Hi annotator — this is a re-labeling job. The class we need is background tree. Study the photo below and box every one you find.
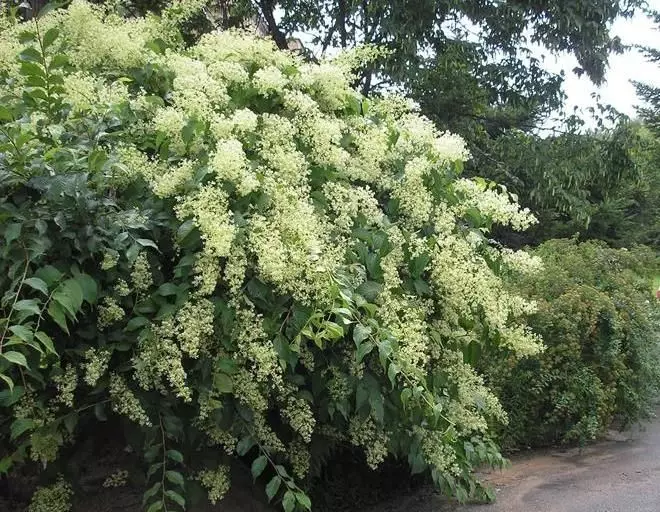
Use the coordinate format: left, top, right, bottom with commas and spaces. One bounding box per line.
634, 10, 660, 134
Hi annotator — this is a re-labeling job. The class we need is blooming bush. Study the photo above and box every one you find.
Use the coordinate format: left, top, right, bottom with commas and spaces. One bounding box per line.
0, 2, 543, 509
490, 240, 660, 449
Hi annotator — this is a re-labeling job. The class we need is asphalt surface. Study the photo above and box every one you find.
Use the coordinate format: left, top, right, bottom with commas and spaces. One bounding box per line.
459, 419, 660, 512
368, 408, 660, 512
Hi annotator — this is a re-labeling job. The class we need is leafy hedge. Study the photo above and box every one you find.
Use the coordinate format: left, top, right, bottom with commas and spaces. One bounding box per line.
491, 239, 660, 449
0, 2, 546, 510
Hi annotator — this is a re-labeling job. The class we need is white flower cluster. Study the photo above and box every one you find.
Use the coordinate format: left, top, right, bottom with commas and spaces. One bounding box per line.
454, 178, 537, 231
441, 350, 508, 435
57, 1, 163, 69
63, 71, 129, 113
499, 247, 544, 275
20, 7, 550, 494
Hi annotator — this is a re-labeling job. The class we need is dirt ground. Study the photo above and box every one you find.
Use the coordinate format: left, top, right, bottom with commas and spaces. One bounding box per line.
0, 443, 422, 512
3, 413, 659, 512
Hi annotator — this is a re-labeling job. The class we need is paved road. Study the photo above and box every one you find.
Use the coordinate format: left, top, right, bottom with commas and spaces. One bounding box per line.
369, 410, 660, 512
459, 419, 660, 512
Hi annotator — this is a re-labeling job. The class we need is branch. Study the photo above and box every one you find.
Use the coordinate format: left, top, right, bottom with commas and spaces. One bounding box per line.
321, 16, 339, 54
257, 0, 288, 50
338, 0, 347, 48
0, 252, 29, 353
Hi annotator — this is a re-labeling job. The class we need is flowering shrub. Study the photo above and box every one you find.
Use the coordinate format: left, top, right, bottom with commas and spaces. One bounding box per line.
0, 2, 543, 509
490, 240, 660, 449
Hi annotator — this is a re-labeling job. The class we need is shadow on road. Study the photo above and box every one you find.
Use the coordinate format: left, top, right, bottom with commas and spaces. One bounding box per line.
367, 409, 660, 512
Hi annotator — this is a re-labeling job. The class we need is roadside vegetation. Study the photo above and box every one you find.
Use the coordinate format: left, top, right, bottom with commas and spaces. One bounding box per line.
0, 1, 658, 511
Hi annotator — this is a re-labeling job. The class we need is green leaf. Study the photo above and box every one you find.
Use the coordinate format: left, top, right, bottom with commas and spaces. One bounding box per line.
251, 455, 267, 481
146, 462, 163, 481
26, 75, 47, 88
0, 455, 13, 474
35, 331, 57, 355
47, 301, 68, 333
176, 220, 196, 242
2, 351, 28, 368
25, 88, 47, 104
432, 403, 444, 425
4, 223, 21, 244
143, 482, 162, 505
296, 492, 312, 510
483, 485, 496, 502
50, 54, 68, 68
88, 148, 108, 172
353, 324, 371, 345
0, 105, 12, 121
165, 470, 184, 488
410, 452, 426, 475
18, 31, 36, 43
35, 265, 62, 287
236, 436, 255, 456
94, 402, 108, 421
75, 274, 98, 304
3, 338, 23, 349
400, 388, 412, 410
42, 28, 60, 49
413, 279, 431, 296
356, 281, 383, 301
274, 465, 290, 478
265, 475, 281, 502
157, 283, 178, 296
9, 324, 34, 342
216, 359, 238, 375
356, 384, 369, 410
455, 484, 468, 503
213, 372, 233, 393
24, 277, 48, 296
370, 393, 384, 424
126, 243, 140, 263
282, 490, 296, 512
144, 444, 162, 462
137, 238, 159, 251
166, 450, 184, 463
0, 374, 13, 391
181, 120, 197, 145
52, 279, 83, 319
0, 385, 23, 406
356, 341, 374, 363
387, 363, 399, 388
20, 61, 45, 78
145, 500, 163, 512
126, 316, 149, 331
165, 489, 186, 508
19, 47, 42, 63
63, 412, 78, 434
10, 418, 34, 440
323, 321, 344, 340
13, 300, 41, 317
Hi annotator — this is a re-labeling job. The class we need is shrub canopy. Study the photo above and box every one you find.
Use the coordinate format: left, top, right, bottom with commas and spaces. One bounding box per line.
0, 2, 543, 509
492, 240, 660, 448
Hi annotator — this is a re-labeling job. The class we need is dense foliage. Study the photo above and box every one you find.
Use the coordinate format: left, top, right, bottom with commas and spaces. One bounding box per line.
479, 120, 647, 248
634, 11, 660, 136
0, 2, 550, 510
490, 240, 660, 449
